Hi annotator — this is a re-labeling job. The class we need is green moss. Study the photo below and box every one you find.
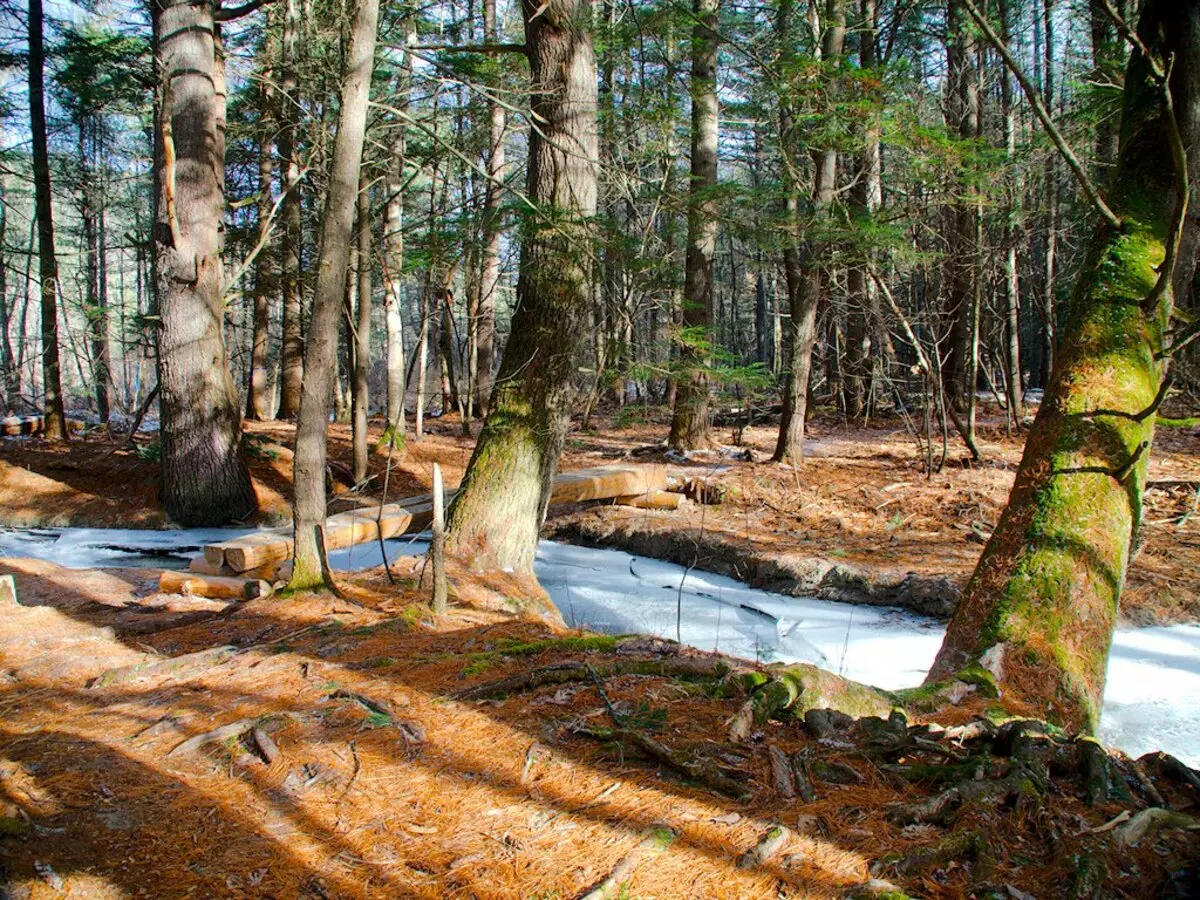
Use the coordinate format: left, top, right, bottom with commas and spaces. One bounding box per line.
0, 816, 29, 838
359, 656, 396, 669
1157, 414, 1200, 427
460, 634, 619, 677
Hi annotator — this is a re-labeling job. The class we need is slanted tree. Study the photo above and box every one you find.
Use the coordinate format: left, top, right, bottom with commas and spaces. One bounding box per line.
289, 0, 380, 590
925, 0, 1200, 733
28, 0, 68, 441
444, 0, 597, 573
152, 0, 256, 525
773, 0, 845, 464
667, 0, 718, 450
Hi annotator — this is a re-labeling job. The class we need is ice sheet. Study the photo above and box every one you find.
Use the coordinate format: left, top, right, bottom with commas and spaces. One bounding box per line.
2, 527, 1196, 766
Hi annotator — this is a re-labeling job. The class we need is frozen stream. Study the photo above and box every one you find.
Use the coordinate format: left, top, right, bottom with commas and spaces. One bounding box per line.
2, 527, 1198, 767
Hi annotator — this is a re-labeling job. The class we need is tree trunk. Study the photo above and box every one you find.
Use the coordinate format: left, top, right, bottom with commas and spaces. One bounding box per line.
383, 42, 410, 432
477, 0, 505, 412
277, 0, 304, 419
773, 0, 845, 464
844, 0, 880, 421
0, 176, 17, 410
289, 0, 379, 589
248, 127, 275, 421
668, 0, 719, 451
1000, 0, 1023, 421
925, 0, 1199, 734
351, 175, 371, 484
152, 0, 255, 526
28, 0, 68, 441
444, 0, 597, 573
940, 0, 979, 413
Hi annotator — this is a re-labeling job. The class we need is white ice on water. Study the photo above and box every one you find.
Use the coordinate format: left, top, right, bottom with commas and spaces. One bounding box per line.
3, 527, 1198, 767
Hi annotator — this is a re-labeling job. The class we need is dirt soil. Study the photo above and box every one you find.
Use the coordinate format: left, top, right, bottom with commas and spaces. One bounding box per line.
2, 407, 1198, 624
0, 557, 1197, 899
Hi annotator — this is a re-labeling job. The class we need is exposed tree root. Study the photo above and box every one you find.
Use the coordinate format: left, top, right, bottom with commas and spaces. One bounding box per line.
1115, 808, 1200, 847
572, 725, 751, 801
88, 645, 239, 689
735, 824, 791, 869
455, 657, 732, 701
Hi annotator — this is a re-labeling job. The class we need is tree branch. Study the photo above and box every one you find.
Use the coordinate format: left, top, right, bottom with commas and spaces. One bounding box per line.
961, 0, 1121, 230
215, 0, 273, 22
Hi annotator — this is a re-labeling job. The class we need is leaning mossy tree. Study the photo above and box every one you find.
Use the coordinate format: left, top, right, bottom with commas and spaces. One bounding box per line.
925, 0, 1200, 733
443, 0, 598, 572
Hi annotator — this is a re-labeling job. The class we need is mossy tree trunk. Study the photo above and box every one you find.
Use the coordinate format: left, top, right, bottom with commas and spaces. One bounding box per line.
667, 0, 718, 451
926, 0, 1200, 733
444, 0, 597, 573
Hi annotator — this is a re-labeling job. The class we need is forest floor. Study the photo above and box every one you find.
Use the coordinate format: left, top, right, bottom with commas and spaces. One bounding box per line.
0, 406, 1198, 896
1, 555, 1198, 899
2, 404, 1198, 625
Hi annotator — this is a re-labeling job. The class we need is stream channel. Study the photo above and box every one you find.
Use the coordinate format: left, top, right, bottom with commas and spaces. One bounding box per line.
1, 526, 1197, 767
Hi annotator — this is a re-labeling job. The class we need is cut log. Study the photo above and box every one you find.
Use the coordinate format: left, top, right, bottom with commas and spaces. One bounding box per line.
187, 556, 235, 576
159, 570, 273, 602
0, 415, 44, 436
549, 464, 668, 505
614, 490, 685, 511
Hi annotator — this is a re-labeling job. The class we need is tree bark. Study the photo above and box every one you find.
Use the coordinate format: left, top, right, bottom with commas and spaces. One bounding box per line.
1000, 0, 1023, 421
28, 0, 68, 441
668, 0, 719, 451
844, 0, 880, 421
351, 175, 371, 484
276, 0, 304, 419
940, 0, 980, 413
248, 126, 275, 421
289, 0, 379, 589
477, 0, 505, 412
773, 0, 845, 464
925, 0, 1200, 733
383, 38, 411, 432
444, 0, 597, 573
152, 0, 255, 526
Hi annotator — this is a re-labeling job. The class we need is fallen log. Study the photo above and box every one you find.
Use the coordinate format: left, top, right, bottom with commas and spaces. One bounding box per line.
205, 464, 669, 572
159, 570, 273, 602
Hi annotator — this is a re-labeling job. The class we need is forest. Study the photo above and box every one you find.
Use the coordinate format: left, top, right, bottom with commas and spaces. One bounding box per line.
0, 0, 1198, 896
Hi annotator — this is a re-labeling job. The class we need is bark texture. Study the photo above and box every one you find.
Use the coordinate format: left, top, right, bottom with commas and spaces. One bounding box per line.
289, 0, 379, 589
248, 129, 275, 421
276, 0, 304, 419
773, 0, 845, 464
152, 0, 255, 526
444, 0, 597, 573
667, 0, 718, 451
28, 0, 68, 441
926, 0, 1200, 733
